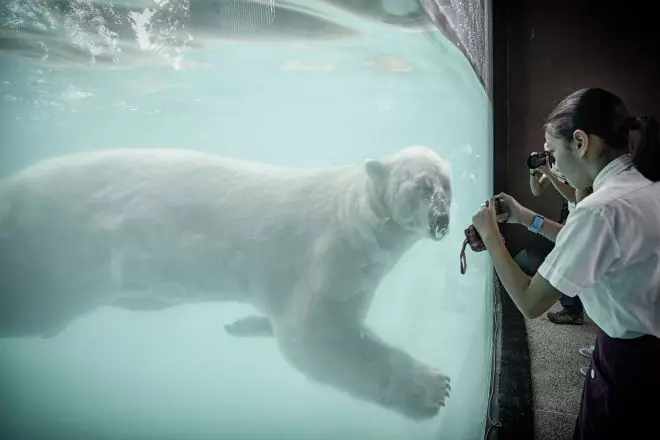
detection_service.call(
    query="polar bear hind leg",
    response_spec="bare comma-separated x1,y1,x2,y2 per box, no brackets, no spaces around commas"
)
224,316,274,337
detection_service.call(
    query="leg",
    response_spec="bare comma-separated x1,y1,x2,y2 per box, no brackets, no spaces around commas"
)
0,255,95,338
224,316,273,337
0,292,93,339
572,295,584,313
560,294,584,315
275,323,450,420
111,297,173,312
547,294,584,325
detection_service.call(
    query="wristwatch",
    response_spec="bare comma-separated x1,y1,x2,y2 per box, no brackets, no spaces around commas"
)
528,214,545,233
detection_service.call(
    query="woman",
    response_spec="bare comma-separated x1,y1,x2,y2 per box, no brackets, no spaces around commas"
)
472,87,660,439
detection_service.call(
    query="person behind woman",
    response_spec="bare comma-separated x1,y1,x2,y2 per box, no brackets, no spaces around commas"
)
529,150,577,207
529,152,594,219
529,150,593,325
472,87,660,439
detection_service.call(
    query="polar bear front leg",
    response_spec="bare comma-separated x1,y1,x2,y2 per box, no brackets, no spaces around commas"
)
276,324,451,421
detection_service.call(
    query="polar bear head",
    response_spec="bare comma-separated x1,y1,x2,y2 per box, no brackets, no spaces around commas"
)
364,146,452,241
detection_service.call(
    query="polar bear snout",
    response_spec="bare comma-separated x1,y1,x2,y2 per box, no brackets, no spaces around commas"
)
427,190,450,240
428,211,449,240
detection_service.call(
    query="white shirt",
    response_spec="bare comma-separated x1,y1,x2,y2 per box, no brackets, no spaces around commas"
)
538,154,660,339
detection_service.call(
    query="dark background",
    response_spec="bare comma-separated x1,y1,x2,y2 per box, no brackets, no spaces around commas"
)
491,1,660,438
494,0,660,255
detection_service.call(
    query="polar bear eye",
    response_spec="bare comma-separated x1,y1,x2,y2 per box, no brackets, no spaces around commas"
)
419,182,434,200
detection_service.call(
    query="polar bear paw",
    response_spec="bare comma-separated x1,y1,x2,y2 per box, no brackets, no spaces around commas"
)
384,365,451,420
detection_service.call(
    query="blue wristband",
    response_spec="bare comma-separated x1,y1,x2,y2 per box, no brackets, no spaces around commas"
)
528,214,545,233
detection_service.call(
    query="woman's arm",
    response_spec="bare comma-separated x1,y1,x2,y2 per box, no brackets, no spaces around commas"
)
474,195,619,322
482,234,563,319
529,171,549,196
543,172,577,203
517,209,564,243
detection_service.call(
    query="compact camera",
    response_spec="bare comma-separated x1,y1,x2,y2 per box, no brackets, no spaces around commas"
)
494,197,508,223
480,197,508,222
461,196,507,274
527,151,555,170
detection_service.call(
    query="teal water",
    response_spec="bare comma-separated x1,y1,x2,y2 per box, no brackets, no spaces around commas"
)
0,1,494,439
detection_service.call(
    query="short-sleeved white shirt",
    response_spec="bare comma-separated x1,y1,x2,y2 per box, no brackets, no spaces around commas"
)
538,154,660,339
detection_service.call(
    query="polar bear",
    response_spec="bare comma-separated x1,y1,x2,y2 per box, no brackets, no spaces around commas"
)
0,145,452,420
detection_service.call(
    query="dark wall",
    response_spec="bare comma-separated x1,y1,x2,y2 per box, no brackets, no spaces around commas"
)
495,0,660,255
491,2,660,439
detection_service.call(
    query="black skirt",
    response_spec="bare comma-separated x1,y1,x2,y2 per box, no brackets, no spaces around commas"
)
573,329,660,440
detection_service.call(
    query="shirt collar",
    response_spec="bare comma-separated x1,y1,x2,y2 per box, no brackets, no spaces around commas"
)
593,154,634,192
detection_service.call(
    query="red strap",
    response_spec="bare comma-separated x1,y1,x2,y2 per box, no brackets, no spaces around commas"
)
460,225,506,274
460,238,468,274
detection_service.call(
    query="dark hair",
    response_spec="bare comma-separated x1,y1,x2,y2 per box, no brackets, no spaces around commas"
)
544,87,660,182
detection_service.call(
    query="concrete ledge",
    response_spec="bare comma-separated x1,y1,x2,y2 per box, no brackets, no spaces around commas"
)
489,277,535,440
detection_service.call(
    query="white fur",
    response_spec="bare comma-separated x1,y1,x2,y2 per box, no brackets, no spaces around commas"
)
0,146,452,420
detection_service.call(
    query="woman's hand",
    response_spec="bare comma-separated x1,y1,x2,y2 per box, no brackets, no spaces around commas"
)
535,163,552,176
495,192,534,225
472,197,502,244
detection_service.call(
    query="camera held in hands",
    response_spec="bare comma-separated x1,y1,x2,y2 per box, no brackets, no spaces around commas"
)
493,196,508,223
527,151,555,170
460,196,508,274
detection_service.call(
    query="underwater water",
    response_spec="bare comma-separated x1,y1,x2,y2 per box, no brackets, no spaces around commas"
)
0,1,494,439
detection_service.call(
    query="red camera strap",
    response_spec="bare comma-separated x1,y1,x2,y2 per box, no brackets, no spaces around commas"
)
459,224,504,274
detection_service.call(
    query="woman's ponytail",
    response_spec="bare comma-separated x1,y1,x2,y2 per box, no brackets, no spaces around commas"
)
630,115,660,182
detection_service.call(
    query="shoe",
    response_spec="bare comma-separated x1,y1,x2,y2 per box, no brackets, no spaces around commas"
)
547,309,584,325
579,345,595,359
580,366,589,377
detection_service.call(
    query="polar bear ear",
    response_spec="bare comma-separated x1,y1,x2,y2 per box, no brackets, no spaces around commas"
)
364,159,388,183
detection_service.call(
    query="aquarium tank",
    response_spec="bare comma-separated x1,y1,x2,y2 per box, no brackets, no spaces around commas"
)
0,1,494,439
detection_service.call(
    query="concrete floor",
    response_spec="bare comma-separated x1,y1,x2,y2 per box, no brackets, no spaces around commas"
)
526,302,599,440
